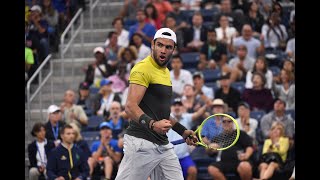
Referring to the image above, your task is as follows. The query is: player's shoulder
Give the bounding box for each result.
[131,56,153,71]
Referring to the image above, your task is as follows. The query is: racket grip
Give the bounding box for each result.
[171,139,185,145]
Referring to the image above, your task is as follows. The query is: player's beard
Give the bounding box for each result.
[152,50,172,67]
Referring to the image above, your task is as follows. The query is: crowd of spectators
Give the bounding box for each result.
[27,0,295,179]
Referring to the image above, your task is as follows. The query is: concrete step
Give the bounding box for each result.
[59,42,105,58]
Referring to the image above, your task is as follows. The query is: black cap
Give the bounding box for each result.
[79,81,90,90]
[238,101,250,109]
[172,98,183,105]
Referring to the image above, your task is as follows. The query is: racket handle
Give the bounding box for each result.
[171,139,185,145]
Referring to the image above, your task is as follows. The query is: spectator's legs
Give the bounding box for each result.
[208,165,226,180]
[29,167,40,180]
[258,162,268,179]
[237,161,252,180]
[187,166,197,180]
[260,162,279,179]
[39,38,50,63]
[88,157,98,176]
[104,156,114,179]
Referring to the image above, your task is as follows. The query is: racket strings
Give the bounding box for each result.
[211,130,237,148]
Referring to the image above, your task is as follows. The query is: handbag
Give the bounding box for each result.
[261,152,283,164]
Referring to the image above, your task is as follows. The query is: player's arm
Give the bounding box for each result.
[124,83,147,123]
[169,116,198,145]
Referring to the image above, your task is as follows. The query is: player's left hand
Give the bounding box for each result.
[182,130,198,146]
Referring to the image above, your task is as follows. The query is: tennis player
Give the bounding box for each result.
[115,28,198,180]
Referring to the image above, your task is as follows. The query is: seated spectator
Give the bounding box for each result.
[228,45,255,82]
[61,90,88,129]
[84,46,115,87]
[88,122,123,179]
[181,84,204,113]
[108,61,130,94]
[148,0,173,22]
[25,47,35,82]
[105,101,129,139]
[130,33,151,62]
[28,122,55,180]
[104,31,122,65]
[167,98,207,180]
[215,15,238,45]
[207,119,254,180]
[164,15,185,52]
[261,12,288,51]
[286,37,295,61]
[92,79,122,117]
[215,73,242,113]
[242,72,274,112]
[105,17,129,48]
[245,56,273,89]
[117,46,138,73]
[272,69,295,110]
[183,11,207,52]
[45,104,66,146]
[260,98,295,140]
[52,0,68,33]
[232,24,264,59]
[244,1,265,38]
[258,122,289,180]
[170,54,194,97]
[273,59,295,84]
[144,3,162,30]
[47,124,90,180]
[180,0,201,10]
[166,0,190,30]
[236,102,258,142]
[193,71,214,102]
[128,9,156,47]
[119,0,146,22]
[69,123,91,161]
[76,81,92,111]
[199,28,228,71]
[41,0,59,52]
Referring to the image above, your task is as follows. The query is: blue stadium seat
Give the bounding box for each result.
[205,82,219,92]
[193,158,215,180]
[81,131,100,148]
[200,9,219,22]
[285,109,295,120]
[269,66,281,77]
[231,81,245,94]
[227,112,237,119]
[202,69,221,83]
[82,115,104,131]
[85,109,93,117]
[180,52,200,69]
[250,110,266,122]
[180,10,195,24]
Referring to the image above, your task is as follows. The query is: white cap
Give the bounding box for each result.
[30,5,42,13]
[153,28,177,44]
[47,105,60,114]
[93,47,105,54]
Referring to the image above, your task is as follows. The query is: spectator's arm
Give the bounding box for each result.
[192,104,207,121]
[106,146,122,163]
[244,146,254,160]
[78,107,88,126]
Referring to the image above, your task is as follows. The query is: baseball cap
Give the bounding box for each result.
[238,101,250,109]
[274,97,286,106]
[93,47,105,54]
[212,98,224,106]
[79,81,90,90]
[100,79,113,87]
[47,105,60,114]
[193,71,204,79]
[172,98,183,106]
[30,5,42,13]
[153,28,177,44]
[99,122,112,130]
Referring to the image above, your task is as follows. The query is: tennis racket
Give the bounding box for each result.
[170,113,240,151]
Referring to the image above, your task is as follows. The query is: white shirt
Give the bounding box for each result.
[261,24,288,48]
[93,64,106,87]
[170,69,194,95]
[193,26,201,41]
[136,44,151,63]
[105,29,129,48]
[215,26,237,44]
[167,113,194,159]
[286,38,295,59]
[233,36,261,58]
[236,118,258,139]
[245,70,273,89]
[36,140,47,167]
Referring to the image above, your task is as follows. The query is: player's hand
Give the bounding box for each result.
[153,119,172,134]
[182,130,198,146]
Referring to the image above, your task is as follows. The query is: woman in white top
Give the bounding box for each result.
[236,102,258,141]
[215,15,238,44]
[131,32,151,63]
[272,69,295,110]
[245,56,273,89]
[105,17,129,48]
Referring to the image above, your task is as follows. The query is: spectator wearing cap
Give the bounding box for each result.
[236,102,258,141]
[92,79,122,117]
[76,81,92,111]
[170,54,194,97]
[45,104,66,146]
[130,32,151,63]
[128,9,157,47]
[104,31,122,64]
[272,69,295,110]
[84,46,115,87]
[167,97,207,180]
[28,122,55,180]
[105,17,129,48]
[260,98,295,140]
[88,122,123,179]
[215,73,242,113]
[61,90,88,129]
[193,71,214,103]
[47,124,90,180]
[242,72,274,113]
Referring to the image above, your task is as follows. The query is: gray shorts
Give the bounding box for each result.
[115,134,184,180]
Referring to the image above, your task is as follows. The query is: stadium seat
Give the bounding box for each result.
[227,111,237,118]
[200,9,219,22]
[82,115,104,131]
[193,158,215,180]
[180,52,200,69]
[269,66,281,77]
[202,69,221,83]
[285,109,295,120]
[231,81,245,94]
[89,86,99,94]
[81,131,100,148]
[250,110,266,122]
[205,82,219,92]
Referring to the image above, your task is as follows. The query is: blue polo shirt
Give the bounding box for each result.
[128,23,156,47]
[91,139,123,154]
